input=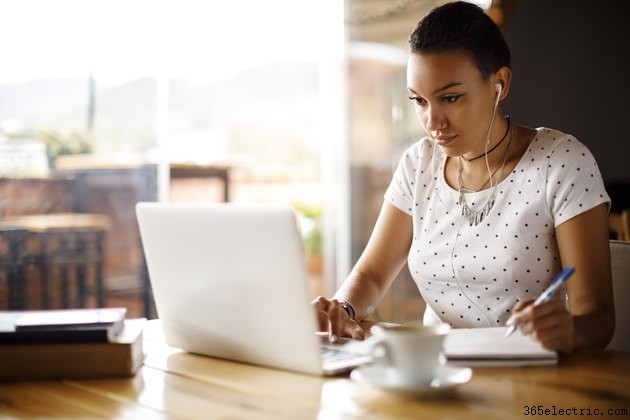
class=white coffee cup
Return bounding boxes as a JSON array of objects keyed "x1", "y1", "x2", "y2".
[{"x1": 369, "y1": 323, "x2": 451, "y2": 386}]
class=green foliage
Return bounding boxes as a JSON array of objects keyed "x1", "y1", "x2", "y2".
[
  {"x1": 293, "y1": 202, "x2": 323, "y2": 256},
  {"x1": 36, "y1": 131, "x2": 93, "y2": 168}
]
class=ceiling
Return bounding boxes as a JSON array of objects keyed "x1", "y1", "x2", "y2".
[
  {"x1": 344, "y1": 0, "x2": 510, "y2": 50},
  {"x1": 344, "y1": 0, "x2": 444, "y2": 49}
]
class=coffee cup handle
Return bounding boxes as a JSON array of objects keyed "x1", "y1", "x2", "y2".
[{"x1": 369, "y1": 339, "x2": 392, "y2": 365}]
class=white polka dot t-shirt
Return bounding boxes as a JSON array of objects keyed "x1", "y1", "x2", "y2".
[{"x1": 384, "y1": 128, "x2": 610, "y2": 328}]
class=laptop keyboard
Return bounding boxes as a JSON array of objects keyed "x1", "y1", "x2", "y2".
[{"x1": 321, "y1": 346, "x2": 365, "y2": 363}]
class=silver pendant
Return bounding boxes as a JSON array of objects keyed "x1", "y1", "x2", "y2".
[{"x1": 459, "y1": 192, "x2": 495, "y2": 226}]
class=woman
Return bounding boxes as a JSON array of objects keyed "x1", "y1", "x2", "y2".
[{"x1": 313, "y1": 1, "x2": 614, "y2": 354}]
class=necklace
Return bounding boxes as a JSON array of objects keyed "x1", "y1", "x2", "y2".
[
  {"x1": 458, "y1": 163, "x2": 503, "y2": 193},
  {"x1": 462, "y1": 116, "x2": 511, "y2": 162},
  {"x1": 457, "y1": 124, "x2": 514, "y2": 226}
]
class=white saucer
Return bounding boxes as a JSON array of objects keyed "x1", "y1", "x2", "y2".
[{"x1": 350, "y1": 364, "x2": 472, "y2": 397}]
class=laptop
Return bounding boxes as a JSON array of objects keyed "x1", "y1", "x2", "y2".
[{"x1": 136, "y1": 202, "x2": 372, "y2": 375}]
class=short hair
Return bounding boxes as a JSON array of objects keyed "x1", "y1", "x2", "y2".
[{"x1": 408, "y1": 1, "x2": 511, "y2": 79}]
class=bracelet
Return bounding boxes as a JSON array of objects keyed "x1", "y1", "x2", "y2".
[{"x1": 339, "y1": 300, "x2": 357, "y2": 321}]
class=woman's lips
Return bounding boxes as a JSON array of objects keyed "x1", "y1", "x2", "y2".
[{"x1": 433, "y1": 134, "x2": 457, "y2": 146}]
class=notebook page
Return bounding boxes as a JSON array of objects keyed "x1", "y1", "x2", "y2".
[{"x1": 443, "y1": 326, "x2": 558, "y2": 364}]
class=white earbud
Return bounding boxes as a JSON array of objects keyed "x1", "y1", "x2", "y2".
[{"x1": 495, "y1": 83, "x2": 502, "y2": 106}]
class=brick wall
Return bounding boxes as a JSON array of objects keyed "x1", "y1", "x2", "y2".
[{"x1": 0, "y1": 177, "x2": 77, "y2": 217}]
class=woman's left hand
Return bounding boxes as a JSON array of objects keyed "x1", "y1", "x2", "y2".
[{"x1": 507, "y1": 298, "x2": 576, "y2": 354}]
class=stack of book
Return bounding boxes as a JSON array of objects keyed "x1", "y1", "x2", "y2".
[{"x1": 0, "y1": 307, "x2": 145, "y2": 381}]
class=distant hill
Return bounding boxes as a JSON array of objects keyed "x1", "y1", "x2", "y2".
[
  {"x1": 0, "y1": 61, "x2": 320, "y2": 161},
  {"x1": 0, "y1": 78, "x2": 93, "y2": 128}
]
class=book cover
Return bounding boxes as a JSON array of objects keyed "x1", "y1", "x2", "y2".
[
  {"x1": 0, "y1": 308, "x2": 127, "y2": 343},
  {"x1": 0, "y1": 318, "x2": 146, "y2": 381}
]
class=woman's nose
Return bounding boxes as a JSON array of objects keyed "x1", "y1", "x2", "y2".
[{"x1": 425, "y1": 107, "x2": 447, "y2": 131}]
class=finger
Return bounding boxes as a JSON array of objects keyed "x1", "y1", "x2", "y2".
[
  {"x1": 521, "y1": 300, "x2": 572, "y2": 338},
  {"x1": 520, "y1": 317, "x2": 555, "y2": 336},
  {"x1": 316, "y1": 311, "x2": 328, "y2": 332},
  {"x1": 506, "y1": 298, "x2": 537, "y2": 327},
  {"x1": 508, "y1": 296, "x2": 565, "y2": 327},
  {"x1": 345, "y1": 320, "x2": 366, "y2": 340},
  {"x1": 327, "y1": 300, "x2": 343, "y2": 342},
  {"x1": 360, "y1": 319, "x2": 376, "y2": 335},
  {"x1": 311, "y1": 296, "x2": 330, "y2": 312},
  {"x1": 311, "y1": 297, "x2": 330, "y2": 331},
  {"x1": 518, "y1": 310, "x2": 555, "y2": 335},
  {"x1": 524, "y1": 300, "x2": 566, "y2": 329},
  {"x1": 511, "y1": 298, "x2": 536, "y2": 314},
  {"x1": 532, "y1": 324, "x2": 571, "y2": 345},
  {"x1": 530, "y1": 310, "x2": 573, "y2": 342},
  {"x1": 529, "y1": 298, "x2": 565, "y2": 318},
  {"x1": 531, "y1": 327, "x2": 575, "y2": 353}
]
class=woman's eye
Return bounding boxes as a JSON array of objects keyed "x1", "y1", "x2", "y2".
[
  {"x1": 408, "y1": 96, "x2": 425, "y2": 106},
  {"x1": 443, "y1": 94, "x2": 463, "y2": 103}
]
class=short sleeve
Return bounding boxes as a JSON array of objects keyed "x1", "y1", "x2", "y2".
[
  {"x1": 384, "y1": 141, "x2": 425, "y2": 215},
  {"x1": 545, "y1": 135, "x2": 610, "y2": 227}
]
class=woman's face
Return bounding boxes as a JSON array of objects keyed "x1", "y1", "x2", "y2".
[{"x1": 407, "y1": 51, "x2": 499, "y2": 157}]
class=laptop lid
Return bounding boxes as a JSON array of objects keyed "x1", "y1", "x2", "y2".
[{"x1": 136, "y1": 202, "x2": 329, "y2": 375}]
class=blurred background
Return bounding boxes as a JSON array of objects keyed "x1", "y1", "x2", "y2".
[{"x1": 1, "y1": 0, "x2": 628, "y2": 322}]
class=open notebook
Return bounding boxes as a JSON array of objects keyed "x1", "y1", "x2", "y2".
[
  {"x1": 443, "y1": 327, "x2": 558, "y2": 367},
  {"x1": 342, "y1": 325, "x2": 558, "y2": 368}
]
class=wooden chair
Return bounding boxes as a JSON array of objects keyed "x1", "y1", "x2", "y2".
[
  {"x1": 0, "y1": 226, "x2": 29, "y2": 309},
  {"x1": 607, "y1": 240, "x2": 630, "y2": 352},
  {"x1": 0, "y1": 213, "x2": 110, "y2": 309},
  {"x1": 609, "y1": 210, "x2": 630, "y2": 241}
]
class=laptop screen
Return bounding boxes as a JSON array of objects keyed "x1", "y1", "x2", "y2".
[{"x1": 136, "y1": 202, "x2": 326, "y2": 375}]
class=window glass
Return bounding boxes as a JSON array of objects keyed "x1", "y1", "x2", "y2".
[{"x1": 0, "y1": 0, "x2": 342, "y2": 317}]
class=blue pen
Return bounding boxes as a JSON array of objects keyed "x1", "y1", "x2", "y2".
[{"x1": 504, "y1": 266, "x2": 576, "y2": 337}]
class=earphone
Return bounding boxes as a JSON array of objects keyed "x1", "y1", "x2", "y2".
[
  {"x1": 421, "y1": 82, "x2": 502, "y2": 144},
  {"x1": 485, "y1": 83, "x2": 502, "y2": 146},
  {"x1": 494, "y1": 83, "x2": 502, "y2": 106},
  {"x1": 417, "y1": 83, "x2": 504, "y2": 328},
  {"x1": 412, "y1": 81, "x2": 506, "y2": 328}
]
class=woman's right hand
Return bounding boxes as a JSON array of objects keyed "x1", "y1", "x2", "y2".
[{"x1": 311, "y1": 296, "x2": 367, "y2": 342}]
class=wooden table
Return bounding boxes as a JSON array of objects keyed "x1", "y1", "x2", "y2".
[{"x1": 1, "y1": 320, "x2": 629, "y2": 418}]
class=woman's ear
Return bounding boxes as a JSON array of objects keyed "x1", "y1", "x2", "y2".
[{"x1": 494, "y1": 66, "x2": 512, "y2": 101}]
